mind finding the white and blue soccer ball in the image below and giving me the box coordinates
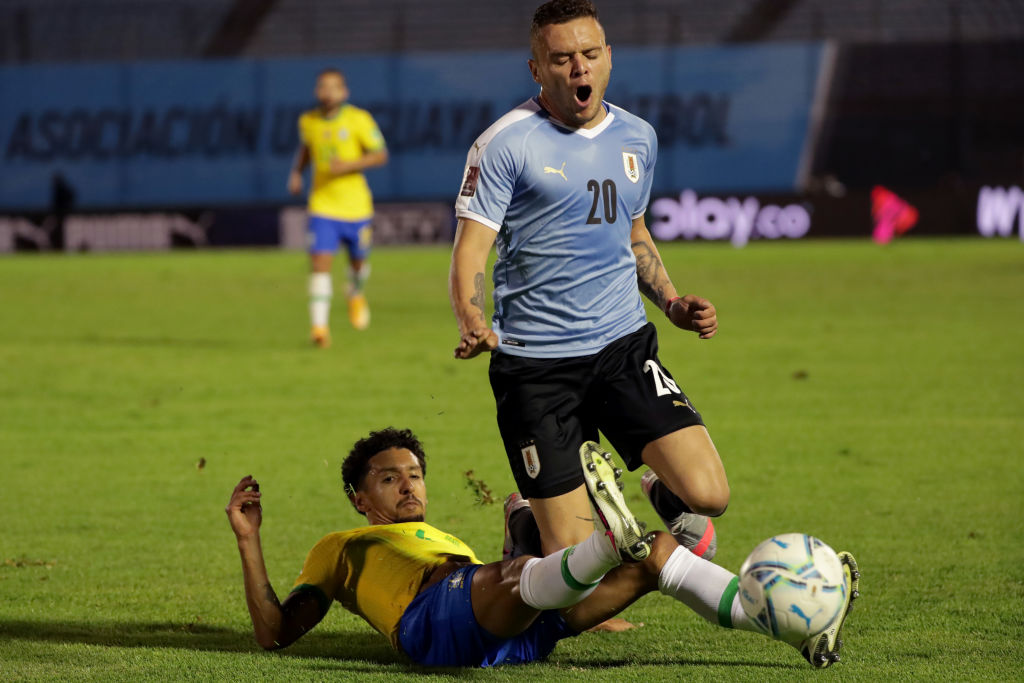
[738,533,847,644]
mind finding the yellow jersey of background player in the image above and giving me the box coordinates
[288,68,388,345]
[299,102,384,222]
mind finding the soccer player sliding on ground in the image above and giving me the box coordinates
[226,427,859,667]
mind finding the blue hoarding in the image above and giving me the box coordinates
[0,44,822,211]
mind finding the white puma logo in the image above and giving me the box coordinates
[543,162,567,181]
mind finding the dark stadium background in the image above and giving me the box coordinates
[1,0,1022,251]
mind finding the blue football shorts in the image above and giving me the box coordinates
[397,564,576,667]
[308,214,372,258]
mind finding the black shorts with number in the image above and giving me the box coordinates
[488,322,705,499]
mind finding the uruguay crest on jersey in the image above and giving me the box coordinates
[622,151,640,183]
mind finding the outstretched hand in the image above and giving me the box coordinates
[667,295,718,339]
[586,617,644,633]
[454,328,499,359]
[226,475,263,540]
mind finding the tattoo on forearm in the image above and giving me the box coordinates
[469,272,486,321]
[263,584,281,609]
[632,240,668,306]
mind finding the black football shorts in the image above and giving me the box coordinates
[488,322,705,499]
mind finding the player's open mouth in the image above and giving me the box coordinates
[574,85,592,107]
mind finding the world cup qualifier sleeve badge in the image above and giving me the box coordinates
[520,441,541,479]
[622,152,640,184]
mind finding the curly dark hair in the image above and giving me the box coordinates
[341,427,427,514]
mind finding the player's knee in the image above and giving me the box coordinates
[686,485,730,517]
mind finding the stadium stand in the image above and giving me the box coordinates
[768,0,1024,43]
[4,0,1024,64]
[0,0,233,62]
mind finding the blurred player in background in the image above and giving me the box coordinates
[288,68,388,347]
[449,0,725,563]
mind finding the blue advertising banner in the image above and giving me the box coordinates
[0,44,822,211]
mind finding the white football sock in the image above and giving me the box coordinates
[519,530,620,610]
[309,272,332,328]
[658,546,762,634]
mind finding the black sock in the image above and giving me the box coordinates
[649,479,694,520]
[508,506,543,558]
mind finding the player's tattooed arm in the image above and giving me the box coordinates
[226,476,324,649]
[450,219,499,358]
[271,589,328,649]
[263,584,281,608]
[468,272,487,326]
[630,215,681,310]
[632,239,673,310]
[630,217,719,338]
[241,580,325,650]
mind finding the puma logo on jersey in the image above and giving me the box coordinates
[673,399,693,410]
[543,162,567,181]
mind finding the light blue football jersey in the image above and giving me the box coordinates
[455,97,656,358]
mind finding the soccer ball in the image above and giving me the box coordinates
[738,533,847,644]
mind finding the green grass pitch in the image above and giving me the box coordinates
[1,238,1022,681]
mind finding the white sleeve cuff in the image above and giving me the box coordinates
[455,209,501,232]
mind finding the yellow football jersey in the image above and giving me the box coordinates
[290,522,482,649]
[298,104,386,221]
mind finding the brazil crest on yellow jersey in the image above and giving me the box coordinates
[298,104,386,221]
[289,522,482,649]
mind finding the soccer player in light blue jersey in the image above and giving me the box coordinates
[449,0,727,567]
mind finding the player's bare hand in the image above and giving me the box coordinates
[668,294,718,339]
[454,328,498,359]
[226,475,263,539]
[586,617,643,632]
[287,171,303,196]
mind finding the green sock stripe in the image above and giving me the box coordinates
[560,547,599,592]
[718,576,740,628]
[310,295,331,302]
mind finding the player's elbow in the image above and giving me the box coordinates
[254,628,294,651]
[256,634,279,650]
[257,635,291,651]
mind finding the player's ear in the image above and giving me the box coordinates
[351,491,370,515]
[528,58,541,84]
